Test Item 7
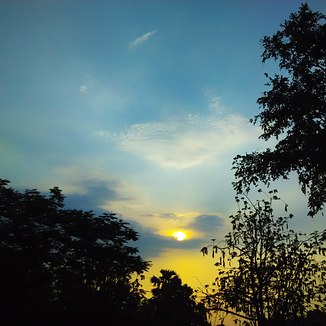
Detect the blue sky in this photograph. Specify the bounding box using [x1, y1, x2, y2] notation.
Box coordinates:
[1, 0, 325, 292]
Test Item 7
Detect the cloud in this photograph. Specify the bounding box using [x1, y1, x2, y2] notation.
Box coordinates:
[126, 212, 227, 259]
[129, 219, 211, 258]
[64, 179, 121, 213]
[97, 112, 260, 169]
[126, 211, 226, 243]
[129, 29, 157, 49]
[79, 84, 88, 94]
[188, 214, 224, 235]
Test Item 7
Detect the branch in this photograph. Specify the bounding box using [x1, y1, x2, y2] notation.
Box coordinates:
[206, 306, 258, 322]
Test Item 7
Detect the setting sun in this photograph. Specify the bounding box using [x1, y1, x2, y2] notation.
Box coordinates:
[173, 231, 187, 241]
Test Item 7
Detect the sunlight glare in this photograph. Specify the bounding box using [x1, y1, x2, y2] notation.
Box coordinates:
[173, 231, 187, 241]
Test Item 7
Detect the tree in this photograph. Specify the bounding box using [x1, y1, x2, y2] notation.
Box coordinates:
[140, 269, 209, 326]
[201, 191, 326, 325]
[0, 179, 149, 325]
[232, 3, 326, 216]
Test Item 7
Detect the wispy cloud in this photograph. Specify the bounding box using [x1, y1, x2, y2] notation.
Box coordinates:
[98, 112, 260, 169]
[79, 84, 88, 94]
[129, 29, 157, 49]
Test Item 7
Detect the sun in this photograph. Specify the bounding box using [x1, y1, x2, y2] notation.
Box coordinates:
[173, 231, 187, 241]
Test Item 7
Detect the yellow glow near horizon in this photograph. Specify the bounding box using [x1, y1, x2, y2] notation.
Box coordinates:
[173, 231, 187, 241]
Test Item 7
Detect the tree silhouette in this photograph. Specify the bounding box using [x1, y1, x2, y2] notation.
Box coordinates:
[141, 269, 209, 326]
[201, 191, 326, 325]
[232, 3, 326, 216]
[0, 179, 149, 325]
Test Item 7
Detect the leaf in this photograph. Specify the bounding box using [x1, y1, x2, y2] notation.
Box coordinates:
[201, 247, 208, 256]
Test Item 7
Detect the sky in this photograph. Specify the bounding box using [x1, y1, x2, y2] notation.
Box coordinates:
[1, 0, 325, 305]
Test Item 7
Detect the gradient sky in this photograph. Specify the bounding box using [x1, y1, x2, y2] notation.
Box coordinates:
[1, 0, 325, 298]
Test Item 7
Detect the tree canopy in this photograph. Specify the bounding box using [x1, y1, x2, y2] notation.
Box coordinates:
[0, 179, 149, 325]
[201, 191, 326, 325]
[232, 3, 326, 216]
[0, 179, 213, 325]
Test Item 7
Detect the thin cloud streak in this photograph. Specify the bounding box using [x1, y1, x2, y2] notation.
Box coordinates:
[129, 29, 157, 49]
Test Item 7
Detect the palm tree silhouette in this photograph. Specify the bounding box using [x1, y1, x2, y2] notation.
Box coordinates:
[144, 269, 209, 326]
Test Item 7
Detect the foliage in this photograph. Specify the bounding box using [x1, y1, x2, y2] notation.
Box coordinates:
[140, 269, 209, 326]
[232, 3, 326, 216]
[201, 190, 326, 325]
[0, 179, 149, 325]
